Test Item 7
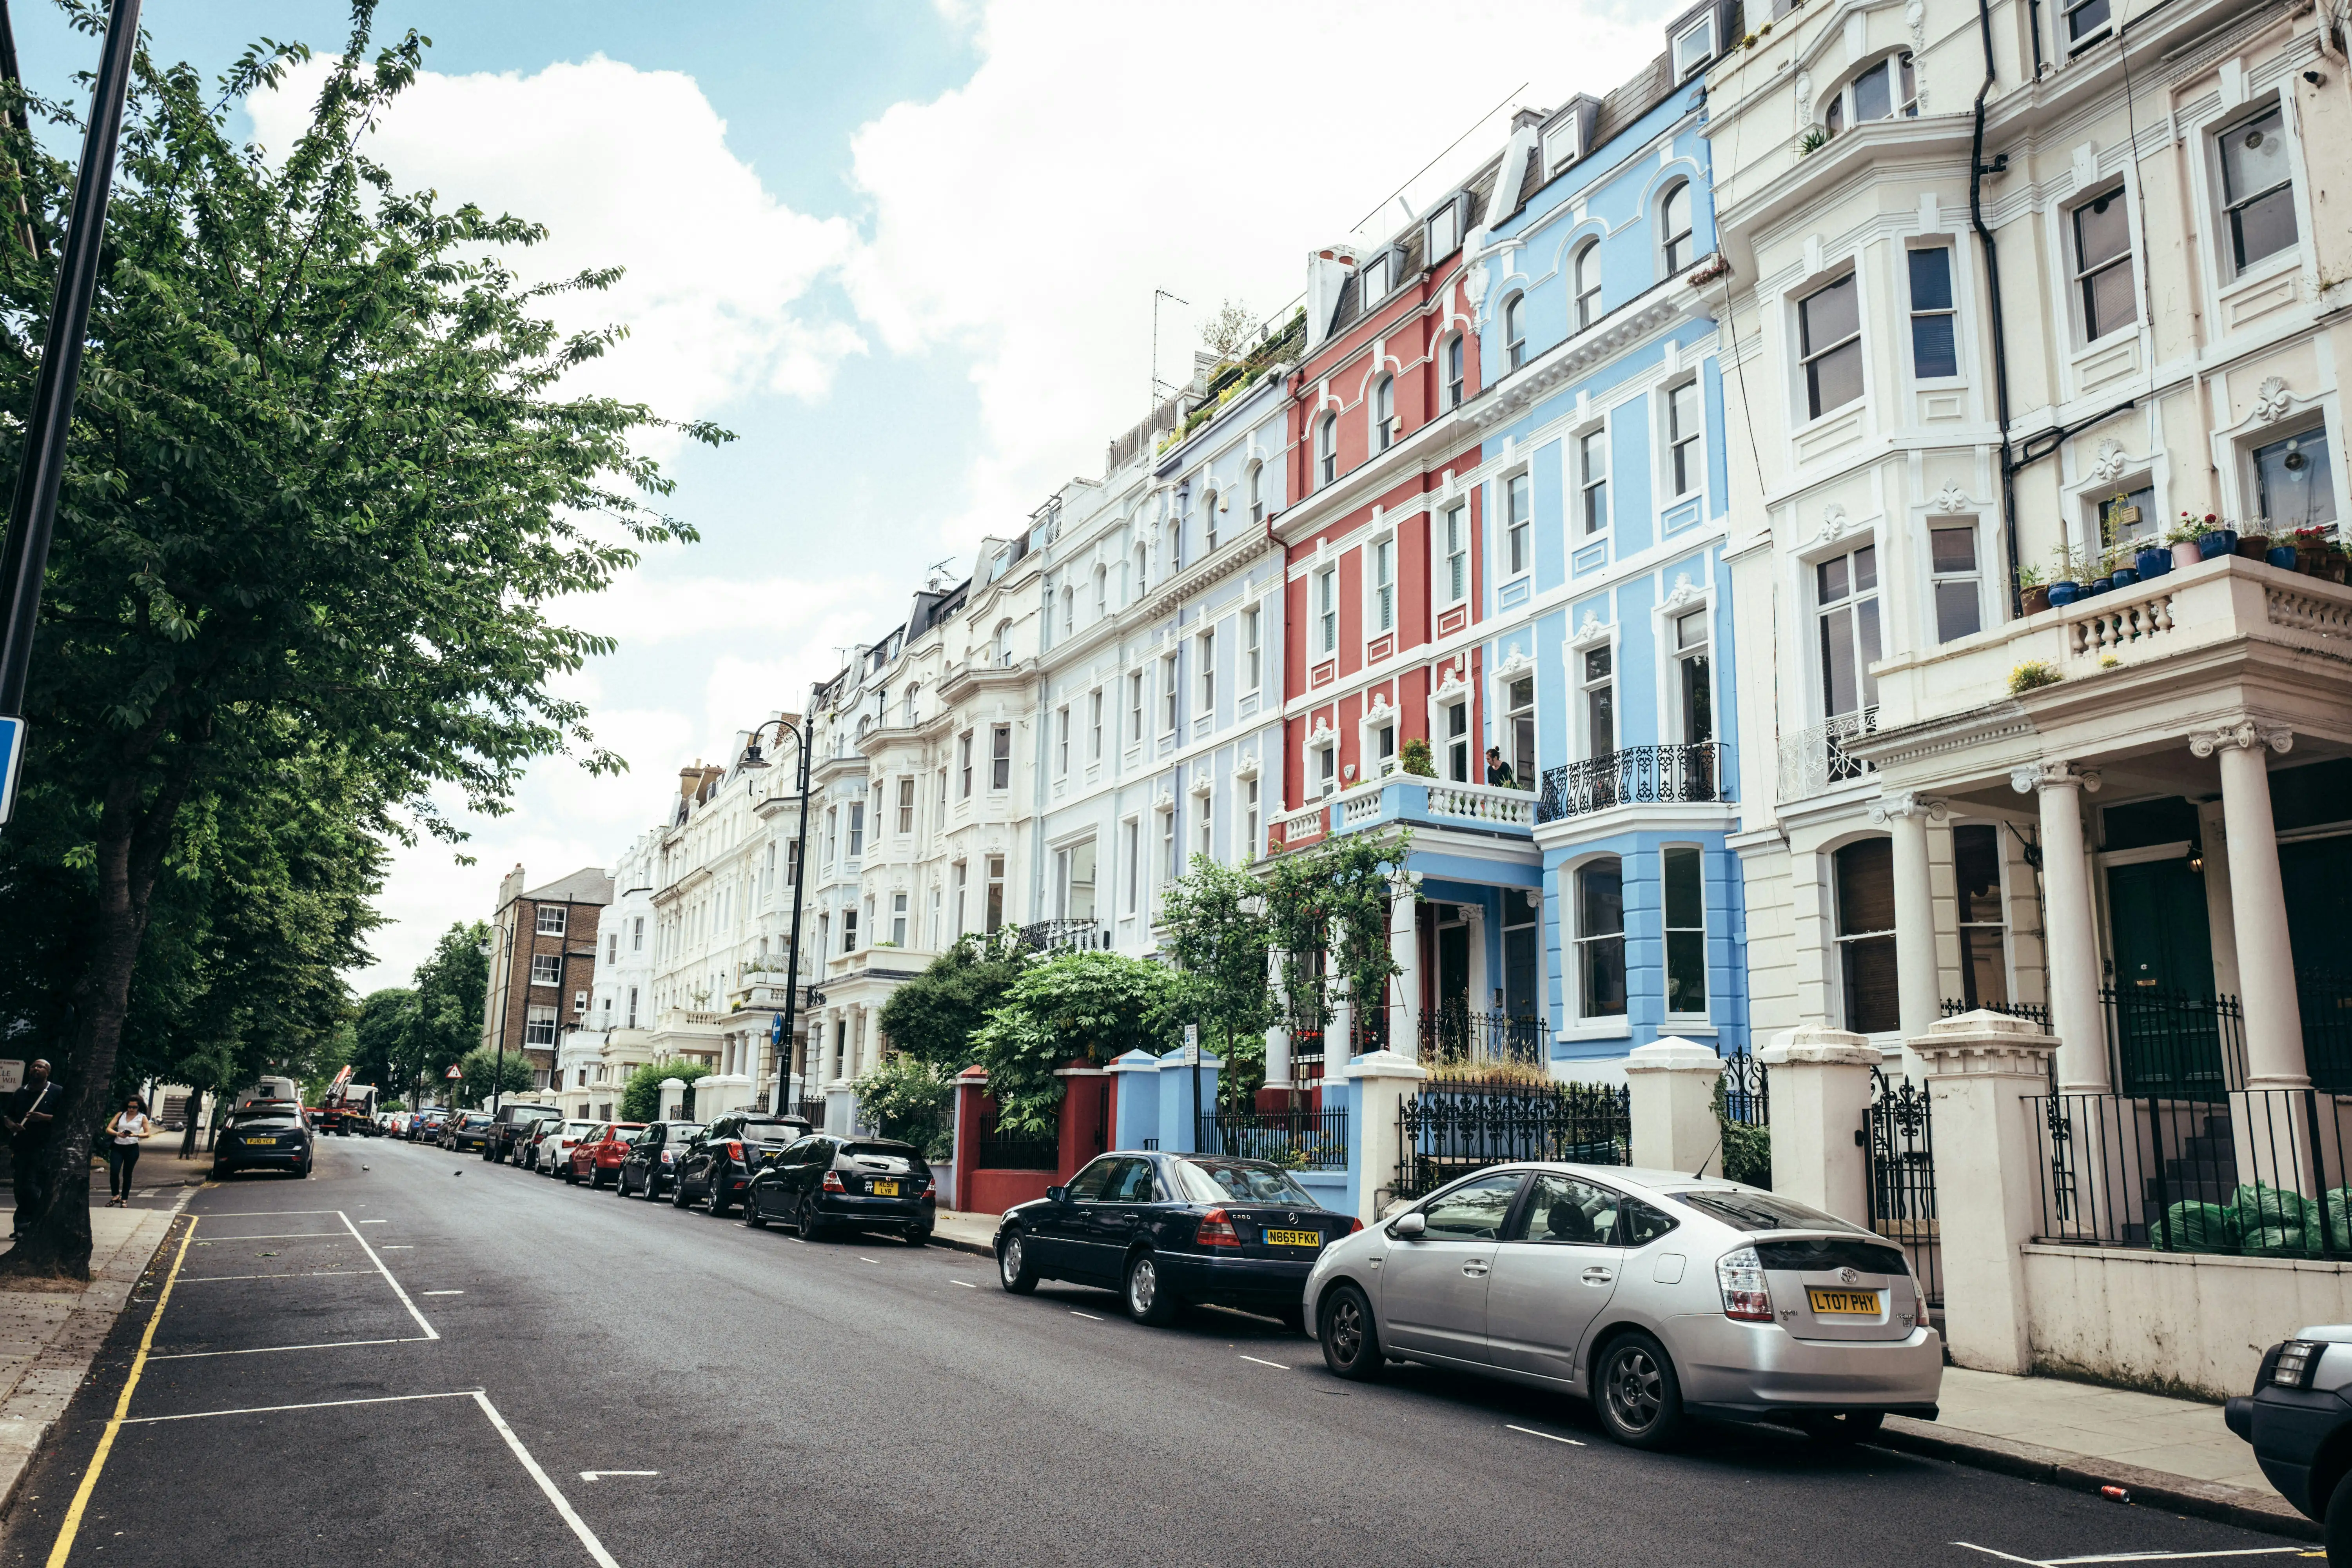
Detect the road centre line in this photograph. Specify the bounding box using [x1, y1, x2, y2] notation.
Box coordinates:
[119, 1390, 483, 1425]
[949, 1279, 976, 1287]
[421, 1290, 464, 1296]
[1239, 1355, 1292, 1370]
[149, 1336, 435, 1361]
[1506, 1424, 1586, 1446]
[340, 1209, 439, 1339]
[193, 1232, 346, 1242]
[1069, 1310, 1103, 1321]
[473, 1390, 621, 1568]
[1954, 1548, 2304, 1566]
[178, 1270, 365, 1283]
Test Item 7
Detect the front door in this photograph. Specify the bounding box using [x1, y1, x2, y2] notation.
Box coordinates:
[2106, 858, 2222, 1094]
[1377, 1171, 1523, 1365]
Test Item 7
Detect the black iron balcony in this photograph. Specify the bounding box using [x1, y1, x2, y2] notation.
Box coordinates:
[1536, 742, 1730, 824]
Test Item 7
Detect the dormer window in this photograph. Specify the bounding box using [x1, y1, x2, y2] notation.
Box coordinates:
[1823, 53, 1916, 133]
[1673, 13, 1715, 79]
[1373, 374, 1397, 453]
[1426, 201, 1460, 262]
[1543, 119, 1581, 178]
[1359, 249, 1392, 304]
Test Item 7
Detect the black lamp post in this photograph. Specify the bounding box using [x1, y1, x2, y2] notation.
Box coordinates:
[737, 716, 814, 1118]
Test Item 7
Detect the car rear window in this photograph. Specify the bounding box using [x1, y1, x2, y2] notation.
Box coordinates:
[1171, 1159, 1314, 1207]
[740, 1121, 802, 1144]
[1670, 1189, 1868, 1235]
[1753, 1238, 1911, 1275]
[230, 1113, 300, 1128]
[841, 1141, 925, 1167]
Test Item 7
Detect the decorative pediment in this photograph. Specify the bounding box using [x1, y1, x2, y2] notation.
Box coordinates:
[1494, 642, 1536, 681]
[1661, 572, 1704, 612]
[1568, 610, 1612, 651]
[2088, 439, 2130, 484]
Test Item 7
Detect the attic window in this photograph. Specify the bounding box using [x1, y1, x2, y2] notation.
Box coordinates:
[1426, 201, 1460, 261]
[1673, 15, 1715, 79]
[1359, 249, 1392, 304]
[1543, 120, 1581, 177]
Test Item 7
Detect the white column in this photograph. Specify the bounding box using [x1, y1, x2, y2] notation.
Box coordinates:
[1262, 949, 1292, 1093]
[1759, 1024, 1879, 1224]
[1871, 793, 1944, 1044]
[1342, 1048, 1429, 1223]
[2195, 720, 2307, 1088]
[1390, 882, 1421, 1058]
[2012, 760, 2108, 1094]
[1624, 1038, 1725, 1173]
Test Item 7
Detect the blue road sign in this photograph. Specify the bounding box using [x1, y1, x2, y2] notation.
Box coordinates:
[770, 1012, 785, 1045]
[0, 717, 23, 826]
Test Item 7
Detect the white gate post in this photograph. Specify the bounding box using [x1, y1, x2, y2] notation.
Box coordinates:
[1759, 1024, 1879, 1225]
[1624, 1037, 1724, 1174]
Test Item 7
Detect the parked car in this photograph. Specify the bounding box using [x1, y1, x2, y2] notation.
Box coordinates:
[517, 1116, 561, 1171]
[567, 1123, 644, 1188]
[993, 1152, 1354, 1328]
[745, 1134, 934, 1243]
[446, 1111, 495, 1154]
[671, 1112, 809, 1216]
[617, 1121, 704, 1201]
[1303, 1166, 1942, 1450]
[211, 1103, 315, 1180]
[407, 1109, 448, 1143]
[2226, 1328, 2352, 1556]
[485, 1103, 563, 1164]
[537, 1119, 601, 1177]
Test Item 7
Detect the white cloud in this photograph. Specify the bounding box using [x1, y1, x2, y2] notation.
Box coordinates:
[843, 0, 1662, 548]
[247, 55, 864, 446]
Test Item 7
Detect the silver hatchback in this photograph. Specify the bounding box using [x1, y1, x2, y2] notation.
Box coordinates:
[1303, 1164, 1942, 1449]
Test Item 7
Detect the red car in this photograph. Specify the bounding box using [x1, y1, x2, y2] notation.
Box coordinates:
[566, 1122, 645, 1189]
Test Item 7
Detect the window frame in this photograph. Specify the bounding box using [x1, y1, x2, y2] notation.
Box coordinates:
[1317, 412, 1338, 488]
[1445, 334, 1465, 408]
[1906, 243, 1960, 380]
[1243, 605, 1263, 693]
[1370, 534, 1396, 634]
[530, 952, 562, 987]
[989, 724, 1012, 792]
[2070, 184, 2137, 343]
[1661, 844, 1709, 1020]
[1831, 837, 1900, 1035]
[1579, 641, 1616, 761]
[1571, 855, 1629, 1024]
[1928, 522, 1985, 644]
[535, 906, 567, 937]
[1160, 653, 1180, 736]
[1797, 272, 1864, 421]
[1196, 628, 1216, 718]
[1952, 821, 2012, 1010]
[1316, 567, 1338, 656]
[1673, 13, 1716, 78]
[1573, 240, 1602, 332]
[1504, 470, 1533, 578]
[1373, 374, 1397, 453]
[1664, 379, 1703, 500]
[1814, 541, 1882, 722]
[1503, 292, 1528, 371]
[2216, 102, 2298, 277]
[1659, 180, 1694, 276]
[1441, 502, 1469, 605]
[2248, 417, 2339, 532]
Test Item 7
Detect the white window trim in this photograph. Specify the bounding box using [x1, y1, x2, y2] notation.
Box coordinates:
[1902, 238, 1969, 388]
[1499, 464, 1536, 583]
[1435, 499, 1472, 610]
[1562, 851, 1632, 1031]
[1364, 529, 1399, 645]
[1572, 414, 1612, 543]
[1651, 586, 1719, 750]
[1357, 700, 1401, 784]
[1787, 264, 1867, 432]
[2198, 91, 2312, 298]
[1672, 13, 1715, 79]
[1656, 377, 1706, 511]
[1659, 841, 1711, 1024]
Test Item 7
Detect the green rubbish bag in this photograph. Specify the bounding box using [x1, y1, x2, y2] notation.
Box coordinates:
[2154, 1201, 2237, 1252]
[2232, 1181, 2314, 1234]
[2325, 1189, 2352, 1254]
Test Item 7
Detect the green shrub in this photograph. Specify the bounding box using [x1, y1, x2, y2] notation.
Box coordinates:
[620, 1058, 709, 1122]
[1399, 737, 1437, 778]
[2007, 659, 2061, 694]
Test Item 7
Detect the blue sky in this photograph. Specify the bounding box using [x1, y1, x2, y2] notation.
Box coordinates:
[14, 1, 1665, 991]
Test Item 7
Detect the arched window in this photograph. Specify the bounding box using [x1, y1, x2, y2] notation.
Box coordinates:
[1373, 374, 1396, 452]
[1132, 543, 1147, 598]
[1823, 51, 1917, 133]
[1317, 412, 1338, 486]
[1247, 460, 1265, 523]
[1573, 857, 1627, 1019]
[1503, 293, 1528, 370]
[1059, 585, 1074, 635]
[1660, 181, 1693, 275]
[1093, 563, 1108, 617]
[902, 683, 919, 725]
[994, 619, 1013, 667]
[1165, 518, 1180, 574]
[1201, 490, 1218, 550]
[1444, 334, 1465, 408]
[1573, 240, 1602, 331]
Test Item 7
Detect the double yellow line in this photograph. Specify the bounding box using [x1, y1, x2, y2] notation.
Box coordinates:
[44, 1214, 197, 1568]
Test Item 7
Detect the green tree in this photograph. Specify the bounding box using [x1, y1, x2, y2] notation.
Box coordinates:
[1264, 828, 1414, 1051]
[875, 928, 1029, 1069]
[451, 1045, 532, 1109]
[1156, 853, 1272, 1105]
[0, 13, 714, 1278]
[620, 1057, 708, 1122]
[971, 950, 1180, 1137]
[349, 987, 415, 1090]
[399, 922, 490, 1103]
[853, 1052, 955, 1160]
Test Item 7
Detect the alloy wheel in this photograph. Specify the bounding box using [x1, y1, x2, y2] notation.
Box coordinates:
[1001, 1236, 1024, 1284]
[1327, 1297, 1364, 1363]
[1128, 1256, 1156, 1315]
[1605, 1345, 1664, 1434]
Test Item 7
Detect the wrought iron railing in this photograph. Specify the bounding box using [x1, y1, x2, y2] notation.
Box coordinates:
[1775, 706, 1878, 802]
[1393, 1081, 1629, 1202]
[2303, 969, 2352, 1094]
[1537, 742, 1729, 824]
[2105, 987, 2245, 1100]
[1018, 918, 1107, 954]
[975, 1106, 1058, 1171]
[1865, 1069, 1941, 1306]
[1720, 1047, 1768, 1127]
[1196, 1107, 1349, 1170]
[1418, 1005, 1544, 1066]
[1939, 996, 2053, 1029]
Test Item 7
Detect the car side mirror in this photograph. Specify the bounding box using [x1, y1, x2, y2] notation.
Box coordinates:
[1392, 1211, 1426, 1240]
[1045, 1185, 1067, 1203]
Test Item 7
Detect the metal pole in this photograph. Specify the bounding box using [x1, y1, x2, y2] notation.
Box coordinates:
[0, 0, 140, 719]
[774, 727, 813, 1118]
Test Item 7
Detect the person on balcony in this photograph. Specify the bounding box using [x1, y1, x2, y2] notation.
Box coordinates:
[1485, 746, 1516, 790]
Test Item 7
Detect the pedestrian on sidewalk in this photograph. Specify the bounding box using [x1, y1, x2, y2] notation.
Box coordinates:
[103, 1095, 156, 1207]
[3, 1058, 60, 1238]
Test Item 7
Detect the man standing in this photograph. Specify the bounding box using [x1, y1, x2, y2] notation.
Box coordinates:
[1484, 745, 1516, 790]
[4, 1058, 60, 1240]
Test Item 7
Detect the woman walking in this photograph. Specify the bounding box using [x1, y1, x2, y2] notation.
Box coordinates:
[103, 1095, 155, 1206]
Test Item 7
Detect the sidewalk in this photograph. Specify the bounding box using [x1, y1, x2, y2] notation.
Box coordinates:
[931, 1208, 995, 1258]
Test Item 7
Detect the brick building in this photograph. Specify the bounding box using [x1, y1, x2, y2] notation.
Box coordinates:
[482, 864, 614, 1094]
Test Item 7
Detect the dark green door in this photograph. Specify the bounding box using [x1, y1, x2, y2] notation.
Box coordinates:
[2280, 833, 2352, 1089]
[2106, 858, 2222, 1096]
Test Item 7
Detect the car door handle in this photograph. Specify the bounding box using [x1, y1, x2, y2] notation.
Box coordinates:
[1461, 1261, 1489, 1278]
[1581, 1267, 1614, 1285]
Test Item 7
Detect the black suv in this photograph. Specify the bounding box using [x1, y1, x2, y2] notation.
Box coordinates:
[485, 1103, 563, 1163]
[617, 1121, 703, 1201]
[2228, 1327, 2352, 1555]
[744, 1134, 934, 1244]
[671, 1112, 810, 1216]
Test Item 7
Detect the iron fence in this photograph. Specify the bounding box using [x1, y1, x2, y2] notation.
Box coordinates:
[1940, 997, 2053, 1029]
[1393, 1080, 1629, 1203]
[2105, 987, 2245, 1100]
[1535, 742, 1728, 824]
[1720, 1047, 1768, 1127]
[2027, 1087, 2352, 1256]
[975, 1105, 1058, 1171]
[1196, 1107, 1350, 1171]
[1864, 1069, 1942, 1307]
[1418, 1004, 1545, 1067]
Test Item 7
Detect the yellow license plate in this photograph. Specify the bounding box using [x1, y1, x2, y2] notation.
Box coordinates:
[1806, 1287, 1883, 1316]
[245, 1138, 278, 1146]
[870, 1180, 899, 1197]
[1265, 1228, 1320, 1249]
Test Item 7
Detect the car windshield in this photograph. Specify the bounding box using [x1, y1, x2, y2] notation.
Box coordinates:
[1172, 1159, 1315, 1207]
[1669, 1188, 1869, 1235]
[740, 1121, 801, 1144]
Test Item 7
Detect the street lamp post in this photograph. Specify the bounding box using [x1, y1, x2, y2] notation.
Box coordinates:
[736, 716, 815, 1120]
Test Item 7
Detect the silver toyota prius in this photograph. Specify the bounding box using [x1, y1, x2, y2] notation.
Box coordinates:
[1303, 1164, 1942, 1449]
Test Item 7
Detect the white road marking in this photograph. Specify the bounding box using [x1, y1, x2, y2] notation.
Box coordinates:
[578, 1471, 659, 1481]
[949, 1279, 976, 1288]
[149, 1336, 436, 1361]
[359, 1219, 388, 1224]
[1954, 1548, 2301, 1567]
[198, 1209, 342, 1216]
[340, 1210, 439, 1340]
[1506, 1423, 1586, 1446]
[192, 1232, 345, 1242]
[1069, 1310, 1104, 1321]
[421, 1290, 464, 1296]
[473, 1391, 621, 1568]
[860, 1256, 880, 1263]
[380, 1245, 414, 1249]
[1239, 1355, 1292, 1370]
[119, 1390, 481, 1425]
[178, 1270, 365, 1283]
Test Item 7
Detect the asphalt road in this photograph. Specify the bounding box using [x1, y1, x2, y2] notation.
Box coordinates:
[0, 1136, 2314, 1568]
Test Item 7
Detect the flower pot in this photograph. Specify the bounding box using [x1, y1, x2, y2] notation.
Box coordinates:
[2268, 544, 2299, 570]
[2048, 581, 2083, 608]
[2326, 556, 2350, 585]
[2089, 576, 2114, 595]
[2021, 584, 2053, 615]
[2199, 529, 2239, 560]
[2235, 535, 2271, 561]
[2136, 546, 2171, 579]
[2110, 566, 2140, 588]
[2172, 541, 2204, 570]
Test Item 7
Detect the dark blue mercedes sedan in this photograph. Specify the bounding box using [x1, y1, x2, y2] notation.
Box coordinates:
[994, 1151, 1358, 1330]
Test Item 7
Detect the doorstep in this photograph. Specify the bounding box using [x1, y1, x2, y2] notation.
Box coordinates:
[1873, 1366, 2312, 1540]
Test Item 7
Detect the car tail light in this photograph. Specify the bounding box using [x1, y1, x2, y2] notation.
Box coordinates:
[1717, 1246, 1774, 1322]
[1345, 1218, 1364, 1234]
[1197, 1208, 1240, 1248]
[822, 1170, 846, 1193]
[919, 1178, 936, 1200]
[727, 1141, 744, 1163]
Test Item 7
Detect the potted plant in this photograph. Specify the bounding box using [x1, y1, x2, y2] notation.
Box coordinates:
[2167, 515, 2210, 570]
[2106, 543, 2140, 590]
[2133, 536, 2171, 579]
[2047, 543, 2093, 607]
[2018, 563, 2050, 615]
[2299, 526, 2350, 584]
[2191, 513, 2238, 560]
[2007, 659, 2062, 695]
[2266, 537, 2299, 570]
[2236, 527, 2272, 561]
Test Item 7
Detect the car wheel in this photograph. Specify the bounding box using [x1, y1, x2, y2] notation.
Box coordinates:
[644, 1173, 663, 1201]
[997, 1230, 1038, 1294]
[797, 1195, 828, 1241]
[1318, 1285, 1383, 1380]
[1795, 1411, 1884, 1446]
[1594, 1331, 1686, 1450]
[293, 1162, 311, 1180]
[614, 1171, 630, 1197]
[2324, 1466, 2352, 1565]
[705, 1180, 731, 1218]
[670, 1177, 690, 1209]
[1123, 1252, 1178, 1327]
[744, 1190, 769, 1228]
